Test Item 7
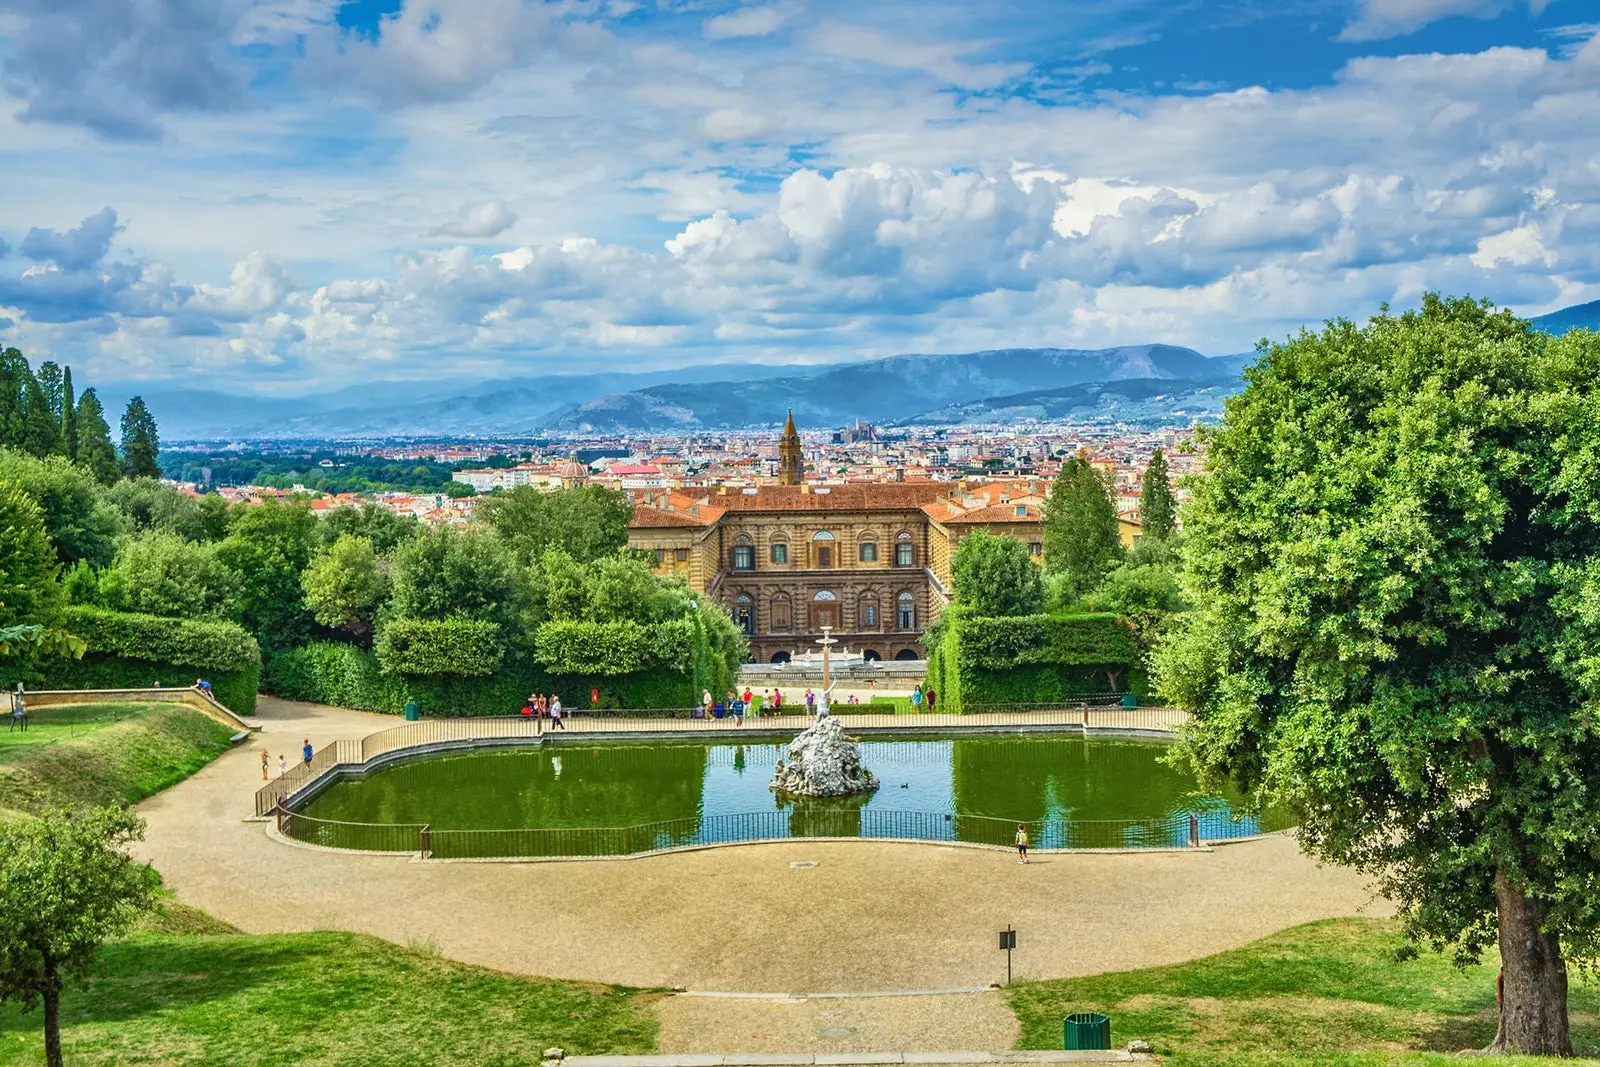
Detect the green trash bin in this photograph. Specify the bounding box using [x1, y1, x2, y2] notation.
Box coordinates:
[1120, 692, 1138, 710]
[1063, 1012, 1111, 1051]
[404, 702, 421, 722]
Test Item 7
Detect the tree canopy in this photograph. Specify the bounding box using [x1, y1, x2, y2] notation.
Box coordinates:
[216, 500, 320, 650]
[478, 484, 633, 565]
[1155, 295, 1600, 1055]
[950, 528, 1044, 618]
[0, 806, 157, 1067]
[86, 530, 241, 621]
[1042, 455, 1123, 598]
[302, 534, 388, 642]
[0, 480, 65, 627]
[0, 451, 125, 568]
[118, 397, 160, 481]
[71, 389, 119, 487]
[1138, 448, 1176, 541]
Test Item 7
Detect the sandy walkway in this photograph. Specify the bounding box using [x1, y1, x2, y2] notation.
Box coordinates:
[137, 697, 1388, 996]
[654, 992, 1019, 1054]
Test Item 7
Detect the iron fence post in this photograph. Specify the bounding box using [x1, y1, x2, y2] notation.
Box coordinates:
[420, 824, 431, 859]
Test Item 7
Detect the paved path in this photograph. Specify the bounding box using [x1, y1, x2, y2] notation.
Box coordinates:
[654, 993, 1019, 1055]
[137, 697, 1389, 1050]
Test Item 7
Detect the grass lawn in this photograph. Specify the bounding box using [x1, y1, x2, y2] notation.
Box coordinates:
[0, 901, 659, 1066]
[1009, 917, 1599, 1065]
[0, 703, 235, 815]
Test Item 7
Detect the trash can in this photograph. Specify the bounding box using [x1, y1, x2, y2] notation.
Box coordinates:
[404, 702, 421, 722]
[1120, 693, 1139, 710]
[1063, 1013, 1111, 1051]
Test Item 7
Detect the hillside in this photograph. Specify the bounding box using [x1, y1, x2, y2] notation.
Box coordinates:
[1530, 299, 1600, 335]
[898, 375, 1241, 427]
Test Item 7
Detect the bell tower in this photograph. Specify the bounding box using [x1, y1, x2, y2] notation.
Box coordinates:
[777, 410, 803, 486]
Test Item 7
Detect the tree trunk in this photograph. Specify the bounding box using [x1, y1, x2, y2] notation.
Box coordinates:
[1489, 871, 1572, 1056]
[42, 958, 63, 1067]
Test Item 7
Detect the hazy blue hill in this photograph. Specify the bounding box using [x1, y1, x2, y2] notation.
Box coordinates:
[898, 375, 1241, 426]
[1530, 299, 1600, 335]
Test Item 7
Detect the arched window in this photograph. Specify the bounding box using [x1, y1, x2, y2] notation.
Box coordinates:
[897, 591, 915, 629]
[862, 649, 882, 662]
[734, 594, 755, 635]
[812, 530, 835, 569]
[860, 596, 880, 629]
[894, 531, 915, 568]
[731, 534, 754, 571]
[811, 530, 836, 540]
[813, 590, 837, 601]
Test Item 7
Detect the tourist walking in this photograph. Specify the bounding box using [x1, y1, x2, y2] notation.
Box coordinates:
[8, 685, 25, 733]
[926, 687, 937, 711]
[911, 685, 924, 709]
[1015, 824, 1030, 864]
[804, 688, 815, 713]
[302, 739, 313, 765]
[550, 696, 565, 730]
[733, 694, 745, 727]
[773, 689, 784, 713]
[261, 749, 270, 780]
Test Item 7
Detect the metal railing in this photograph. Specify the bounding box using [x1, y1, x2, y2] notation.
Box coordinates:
[271, 804, 1294, 859]
[253, 705, 1186, 816]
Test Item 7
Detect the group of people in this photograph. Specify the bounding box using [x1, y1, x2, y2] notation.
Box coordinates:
[519, 693, 564, 730]
[260, 738, 315, 780]
[911, 684, 937, 710]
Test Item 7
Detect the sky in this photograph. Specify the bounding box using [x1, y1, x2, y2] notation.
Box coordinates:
[0, 0, 1597, 396]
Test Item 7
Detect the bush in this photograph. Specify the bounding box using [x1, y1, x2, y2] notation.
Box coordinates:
[265, 642, 407, 714]
[931, 608, 1138, 712]
[376, 618, 505, 677]
[534, 619, 692, 676]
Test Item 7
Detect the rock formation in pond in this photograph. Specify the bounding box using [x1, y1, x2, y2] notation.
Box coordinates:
[771, 715, 879, 798]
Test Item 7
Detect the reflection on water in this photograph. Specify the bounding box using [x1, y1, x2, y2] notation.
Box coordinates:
[301, 734, 1266, 850]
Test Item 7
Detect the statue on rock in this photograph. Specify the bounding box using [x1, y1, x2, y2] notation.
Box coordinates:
[771, 714, 879, 798]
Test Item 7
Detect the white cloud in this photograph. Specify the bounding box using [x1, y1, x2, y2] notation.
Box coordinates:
[429, 200, 519, 239]
[704, 4, 794, 41]
[808, 22, 1029, 89]
[1340, 0, 1533, 42]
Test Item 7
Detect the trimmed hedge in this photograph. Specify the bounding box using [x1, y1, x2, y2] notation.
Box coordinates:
[376, 618, 505, 677]
[2, 605, 263, 715]
[928, 608, 1137, 713]
[266, 640, 695, 716]
[535, 619, 692, 675]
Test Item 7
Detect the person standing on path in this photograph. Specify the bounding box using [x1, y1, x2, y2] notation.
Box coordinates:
[302, 739, 313, 765]
[804, 688, 815, 714]
[278, 754, 287, 776]
[8, 685, 25, 733]
[261, 749, 270, 780]
[550, 696, 564, 730]
[911, 685, 924, 709]
[1015, 824, 1030, 864]
[926, 687, 937, 711]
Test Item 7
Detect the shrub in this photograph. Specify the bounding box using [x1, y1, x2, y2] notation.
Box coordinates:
[534, 618, 692, 676]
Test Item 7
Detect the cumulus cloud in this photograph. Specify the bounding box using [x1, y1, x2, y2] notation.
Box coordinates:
[20, 208, 123, 272]
[428, 201, 519, 239]
[704, 4, 795, 40]
[0, 0, 252, 139]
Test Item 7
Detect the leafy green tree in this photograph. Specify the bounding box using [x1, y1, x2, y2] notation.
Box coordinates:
[541, 548, 691, 624]
[0, 480, 65, 626]
[194, 494, 231, 541]
[90, 531, 240, 620]
[1155, 296, 1600, 1055]
[319, 502, 418, 553]
[302, 534, 388, 642]
[478, 485, 633, 565]
[1042, 455, 1123, 598]
[216, 500, 320, 650]
[58, 367, 76, 463]
[0, 451, 125, 568]
[0, 806, 157, 1067]
[1138, 448, 1176, 541]
[104, 478, 208, 540]
[950, 529, 1043, 617]
[387, 525, 537, 644]
[72, 389, 119, 487]
[0, 348, 27, 449]
[118, 397, 160, 481]
[34, 362, 63, 421]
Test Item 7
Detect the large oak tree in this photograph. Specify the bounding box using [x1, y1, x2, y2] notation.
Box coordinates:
[1157, 295, 1600, 1055]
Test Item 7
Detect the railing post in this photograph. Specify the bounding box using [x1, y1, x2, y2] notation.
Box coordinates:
[420, 824, 431, 859]
[276, 797, 290, 836]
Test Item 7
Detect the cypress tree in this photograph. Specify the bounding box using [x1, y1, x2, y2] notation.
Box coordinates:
[60, 366, 77, 461]
[1139, 447, 1177, 541]
[21, 372, 62, 458]
[36, 361, 64, 420]
[119, 396, 161, 480]
[1042, 454, 1124, 598]
[0, 347, 29, 449]
[73, 388, 120, 486]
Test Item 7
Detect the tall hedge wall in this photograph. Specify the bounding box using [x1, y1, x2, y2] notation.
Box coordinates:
[929, 609, 1139, 712]
[266, 641, 696, 716]
[1, 606, 262, 716]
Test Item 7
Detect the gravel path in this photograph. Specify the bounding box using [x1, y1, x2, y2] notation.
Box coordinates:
[135, 697, 1390, 1049]
[654, 992, 1018, 1054]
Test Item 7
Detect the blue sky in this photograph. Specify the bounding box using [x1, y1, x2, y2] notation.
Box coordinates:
[0, 0, 1597, 395]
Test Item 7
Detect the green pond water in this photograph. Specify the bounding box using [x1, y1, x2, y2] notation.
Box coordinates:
[296, 735, 1275, 856]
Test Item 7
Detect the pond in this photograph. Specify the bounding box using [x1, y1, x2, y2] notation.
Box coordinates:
[292, 734, 1280, 858]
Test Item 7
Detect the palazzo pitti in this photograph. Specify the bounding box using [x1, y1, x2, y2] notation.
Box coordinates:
[625, 414, 1110, 664]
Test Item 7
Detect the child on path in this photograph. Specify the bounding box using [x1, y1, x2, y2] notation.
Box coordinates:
[278, 754, 287, 776]
[261, 749, 270, 780]
[1015, 824, 1030, 864]
[302, 739, 313, 765]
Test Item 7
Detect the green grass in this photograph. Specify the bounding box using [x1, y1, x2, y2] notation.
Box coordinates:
[0, 925, 659, 1066]
[0, 704, 235, 815]
[1008, 918, 1600, 1065]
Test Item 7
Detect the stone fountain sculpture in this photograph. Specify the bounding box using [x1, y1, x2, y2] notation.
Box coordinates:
[771, 713, 879, 798]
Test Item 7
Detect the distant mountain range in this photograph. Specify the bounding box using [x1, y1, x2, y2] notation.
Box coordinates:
[117, 298, 1600, 440]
